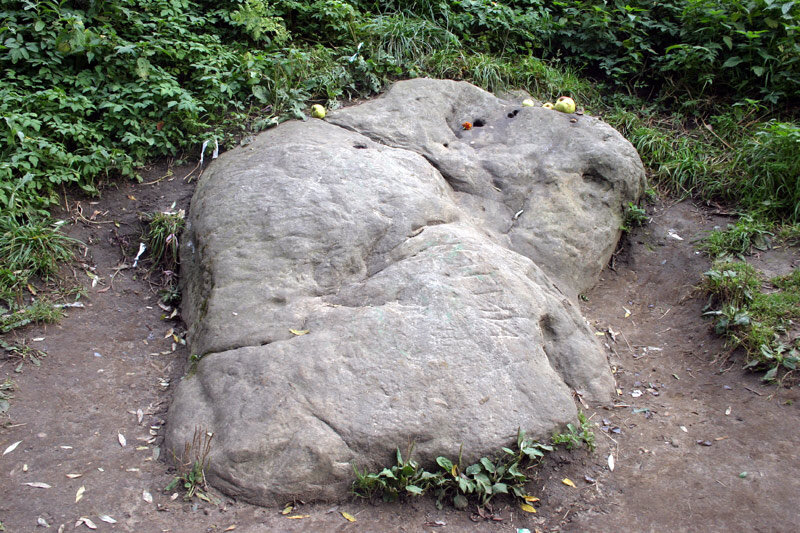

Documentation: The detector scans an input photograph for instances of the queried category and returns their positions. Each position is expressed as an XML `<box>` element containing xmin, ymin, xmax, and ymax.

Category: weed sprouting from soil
<box><xmin>166</xmin><ymin>427</ymin><xmax>214</xmax><ymax>502</ymax></box>
<box><xmin>142</xmin><ymin>210</ymin><xmax>186</xmax><ymax>272</ymax></box>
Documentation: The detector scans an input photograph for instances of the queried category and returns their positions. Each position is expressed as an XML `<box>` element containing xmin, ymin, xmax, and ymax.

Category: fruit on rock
<box><xmin>542</xmin><ymin>102</ymin><xmax>555</xmax><ymax>110</ymax></box>
<box><xmin>554</xmin><ymin>96</ymin><xmax>576</xmax><ymax>114</ymax></box>
<box><xmin>522</xmin><ymin>98</ymin><xmax>535</xmax><ymax>107</ymax></box>
<box><xmin>310</xmin><ymin>104</ymin><xmax>326</xmax><ymax>119</ymax></box>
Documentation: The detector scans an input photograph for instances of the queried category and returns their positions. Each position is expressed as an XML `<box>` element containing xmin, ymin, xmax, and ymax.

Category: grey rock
<box><xmin>167</xmin><ymin>79</ymin><xmax>643</xmax><ymax>505</ymax></box>
<box><xmin>329</xmin><ymin>78</ymin><xmax>645</xmax><ymax>295</ymax></box>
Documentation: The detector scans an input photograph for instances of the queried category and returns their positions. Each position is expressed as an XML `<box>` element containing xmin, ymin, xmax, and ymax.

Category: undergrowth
<box><xmin>352</xmin><ymin>415</ymin><xmax>595</xmax><ymax>510</ymax></box>
<box><xmin>703</xmin><ymin>259</ymin><xmax>800</xmax><ymax>382</ymax></box>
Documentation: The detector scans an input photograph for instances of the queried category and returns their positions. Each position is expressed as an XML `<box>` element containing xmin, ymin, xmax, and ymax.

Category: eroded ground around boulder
<box><xmin>166</xmin><ymin>79</ymin><xmax>645</xmax><ymax>504</ymax></box>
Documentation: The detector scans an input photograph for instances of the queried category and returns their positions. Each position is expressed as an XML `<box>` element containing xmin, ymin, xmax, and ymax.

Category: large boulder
<box><xmin>166</xmin><ymin>79</ymin><xmax>644</xmax><ymax>505</ymax></box>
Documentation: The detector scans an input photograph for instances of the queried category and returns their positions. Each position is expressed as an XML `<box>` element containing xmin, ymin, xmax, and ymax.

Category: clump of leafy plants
<box><xmin>0</xmin><ymin>379</ymin><xmax>15</xmax><ymax>414</ymax></box>
<box><xmin>703</xmin><ymin>260</ymin><xmax>800</xmax><ymax>382</ymax></box>
<box><xmin>352</xmin><ymin>420</ymin><xmax>595</xmax><ymax>510</ymax></box>
<box><xmin>552</xmin><ymin>411</ymin><xmax>596</xmax><ymax>451</ymax></box>
<box><xmin>166</xmin><ymin>427</ymin><xmax>214</xmax><ymax>502</ymax></box>
<box><xmin>621</xmin><ymin>202</ymin><xmax>648</xmax><ymax>233</ymax></box>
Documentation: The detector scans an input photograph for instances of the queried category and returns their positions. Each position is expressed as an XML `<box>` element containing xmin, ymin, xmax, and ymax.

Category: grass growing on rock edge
<box><xmin>352</xmin><ymin>414</ymin><xmax>595</xmax><ymax>511</ymax></box>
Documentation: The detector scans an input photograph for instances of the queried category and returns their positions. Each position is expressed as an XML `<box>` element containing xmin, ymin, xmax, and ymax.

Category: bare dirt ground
<box><xmin>1</xmin><ymin>163</ymin><xmax>799</xmax><ymax>532</ymax></box>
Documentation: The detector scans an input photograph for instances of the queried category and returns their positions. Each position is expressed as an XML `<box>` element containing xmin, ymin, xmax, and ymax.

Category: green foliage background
<box><xmin>1</xmin><ymin>0</ymin><xmax>798</xmax><ymax>220</ymax></box>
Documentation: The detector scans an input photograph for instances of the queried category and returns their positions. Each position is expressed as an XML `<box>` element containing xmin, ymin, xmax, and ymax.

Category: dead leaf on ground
<box><xmin>142</xmin><ymin>490</ymin><xmax>153</xmax><ymax>503</ymax></box>
<box><xmin>289</xmin><ymin>329</ymin><xmax>309</xmax><ymax>336</ymax></box>
<box><xmin>76</xmin><ymin>485</ymin><xmax>86</xmax><ymax>502</ymax></box>
<box><xmin>286</xmin><ymin>515</ymin><xmax>310</xmax><ymax>519</ymax></box>
<box><xmin>3</xmin><ymin>440</ymin><xmax>21</xmax><ymax>455</ymax></box>
<box><xmin>520</xmin><ymin>503</ymin><xmax>537</xmax><ymax>513</ymax></box>
<box><xmin>23</xmin><ymin>482</ymin><xmax>51</xmax><ymax>489</ymax></box>
<box><xmin>608</xmin><ymin>454</ymin><xmax>615</xmax><ymax>471</ymax></box>
<box><xmin>118</xmin><ymin>433</ymin><xmax>127</xmax><ymax>447</ymax></box>
<box><xmin>341</xmin><ymin>511</ymin><xmax>356</xmax><ymax>522</ymax></box>
<box><xmin>99</xmin><ymin>515</ymin><xmax>117</xmax><ymax>524</ymax></box>
<box><xmin>224</xmin><ymin>525</ymin><xmax>237</xmax><ymax>531</ymax></box>
<box><xmin>66</xmin><ymin>473</ymin><xmax>82</xmax><ymax>479</ymax></box>
<box><xmin>562</xmin><ymin>478</ymin><xmax>576</xmax><ymax>488</ymax></box>
<box><xmin>281</xmin><ymin>504</ymin><xmax>294</xmax><ymax>515</ymax></box>
<box><xmin>75</xmin><ymin>517</ymin><xmax>97</xmax><ymax>529</ymax></box>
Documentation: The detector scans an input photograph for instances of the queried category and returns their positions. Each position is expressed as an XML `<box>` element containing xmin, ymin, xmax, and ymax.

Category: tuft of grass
<box><xmin>700</xmin><ymin>215</ymin><xmax>773</xmax><ymax>259</ymax></box>
<box><xmin>703</xmin><ymin>260</ymin><xmax>800</xmax><ymax>381</ymax></box>
<box><xmin>142</xmin><ymin>209</ymin><xmax>186</xmax><ymax>272</ymax></box>
<box><xmin>166</xmin><ymin>427</ymin><xmax>214</xmax><ymax>502</ymax></box>
<box><xmin>0</xmin><ymin>299</ymin><xmax>65</xmax><ymax>334</ymax></box>
<box><xmin>0</xmin><ymin>216</ymin><xmax>79</xmax><ymax>280</ymax></box>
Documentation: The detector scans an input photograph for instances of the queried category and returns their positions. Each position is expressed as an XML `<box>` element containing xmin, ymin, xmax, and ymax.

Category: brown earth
<box><xmin>1</xmin><ymin>161</ymin><xmax>799</xmax><ymax>533</ymax></box>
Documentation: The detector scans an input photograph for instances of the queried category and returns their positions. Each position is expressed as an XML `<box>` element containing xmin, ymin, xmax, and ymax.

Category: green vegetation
<box><xmin>700</xmin><ymin>215</ymin><xmax>773</xmax><ymax>258</ymax></box>
<box><xmin>621</xmin><ymin>202</ymin><xmax>648</xmax><ymax>233</ymax></box>
<box><xmin>166</xmin><ymin>427</ymin><xmax>214</xmax><ymax>502</ymax></box>
<box><xmin>552</xmin><ymin>411</ymin><xmax>596</xmax><ymax>451</ymax></box>
<box><xmin>352</xmin><ymin>421</ymin><xmax>594</xmax><ymax>508</ymax></box>
<box><xmin>703</xmin><ymin>260</ymin><xmax>800</xmax><ymax>382</ymax></box>
<box><xmin>143</xmin><ymin>209</ymin><xmax>185</xmax><ymax>272</ymax></box>
<box><xmin>0</xmin><ymin>378</ymin><xmax>15</xmax><ymax>414</ymax></box>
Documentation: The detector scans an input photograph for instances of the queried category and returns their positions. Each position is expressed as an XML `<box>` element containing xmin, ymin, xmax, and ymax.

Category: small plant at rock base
<box><xmin>552</xmin><ymin>412</ymin><xmax>596</xmax><ymax>451</ymax></box>
<box><xmin>142</xmin><ymin>210</ymin><xmax>186</xmax><ymax>272</ymax></box>
<box><xmin>620</xmin><ymin>202</ymin><xmax>648</xmax><ymax>233</ymax></box>
<box><xmin>352</xmin><ymin>444</ymin><xmax>440</xmax><ymax>503</ymax></box>
<box><xmin>166</xmin><ymin>427</ymin><xmax>214</xmax><ymax>501</ymax></box>
<box><xmin>351</xmin><ymin>428</ymin><xmax>554</xmax><ymax>510</ymax></box>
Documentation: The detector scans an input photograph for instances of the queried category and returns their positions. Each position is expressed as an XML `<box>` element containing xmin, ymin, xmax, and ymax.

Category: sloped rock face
<box><xmin>166</xmin><ymin>79</ymin><xmax>645</xmax><ymax>505</ymax></box>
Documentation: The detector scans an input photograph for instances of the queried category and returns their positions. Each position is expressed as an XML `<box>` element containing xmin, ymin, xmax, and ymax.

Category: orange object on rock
<box><xmin>462</xmin><ymin>121</ymin><xmax>472</xmax><ymax>130</ymax></box>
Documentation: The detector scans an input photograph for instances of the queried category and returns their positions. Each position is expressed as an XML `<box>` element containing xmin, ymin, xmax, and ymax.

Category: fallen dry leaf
<box><xmin>608</xmin><ymin>453</ymin><xmax>616</xmax><ymax>471</ymax></box>
<box><xmin>523</xmin><ymin>495</ymin><xmax>540</xmax><ymax>502</ymax></box>
<box><xmin>224</xmin><ymin>526</ymin><xmax>237</xmax><ymax>531</ymax></box>
<box><xmin>341</xmin><ymin>511</ymin><xmax>356</xmax><ymax>522</ymax></box>
<box><xmin>66</xmin><ymin>473</ymin><xmax>83</xmax><ymax>479</ymax></box>
<box><xmin>76</xmin><ymin>485</ymin><xmax>86</xmax><ymax>502</ymax></box>
<box><xmin>520</xmin><ymin>503</ymin><xmax>537</xmax><ymax>513</ymax></box>
<box><xmin>289</xmin><ymin>329</ymin><xmax>309</xmax><ymax>336</ymax></box>
<box><xmin>3</xmin><ymin>440</ymin><xmax>21</xmax><ymax>455</ymax></box>
<box><xmin>142</xmin><ymin>490</ymin><xmax>153</xmax><ymax>503</ymax></box>
<box><xmin>118</xmin><ymin>433</ymin><xmax>127</xmax><ymax>447</ymax></box>
<box><xmin>75</xmin><ymin>517</ymin><xmax>97</xmax><ymax>529</ymax></box>
<box><xmin>23</xmin><ymin>482</ymin><xmax>51</xmax><ymax>489</ymax></box>
<box><xmin>562</xmin><ymin>478</ymin><xmax>576</xmax><ymax>488</ymax></box>
<box><xmin>99</xmin><ymin>515</ymin><xmax>117</xmax><ymax>524</ymax></box>
<box><xmin>281</xmin><ymin>505</ymin><xmax>294</xmax><ymax>515</ymax></box>
<box><xmin>286</xmin><ymin>515</ymin><xmax>310</xmax><ymax>519</ymax></box>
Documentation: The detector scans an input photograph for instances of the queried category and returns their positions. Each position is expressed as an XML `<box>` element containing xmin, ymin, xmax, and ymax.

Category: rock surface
<box><xmin>166</xmin><ymin>79</ymin><xmax>644</xmax><ymax>505</ymax></box>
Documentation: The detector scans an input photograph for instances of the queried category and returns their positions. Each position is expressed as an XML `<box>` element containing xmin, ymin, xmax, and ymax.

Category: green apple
<box><xmin>522</xmin><ymin>98</ymin><xmax>535</xmax><ymax>107</ymax></box>
<box><xmin>310</xmin><ymin>104</ymin><xmax>326</xmax><ymax>119</ymax></box>
<box><xmin>542</xmin><ymin>102</ymin><xmax>555</xmax><ymax>110</ymax></box>
<box><xmin>554</xmin><ymin>96</ymin><xmax>576</xmax><ymax>114</ymax></box>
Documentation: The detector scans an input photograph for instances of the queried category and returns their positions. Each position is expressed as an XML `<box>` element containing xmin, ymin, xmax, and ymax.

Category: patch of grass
<box><xmin>703</xmin><ymin>260</ymin><xmax>800</xmax><ymax>381</ymax></box>
<box><xmin>0</xmin><ymin>299</ymin><xmax>64</xmax><ymax>334</ymax></box>
<box><xmin>166</xmin><ymin>427</ymin><xmax>214</xmax><ymax>502</ymax></box>
<box><xmin>352</xmin><ymin>418</ymin><xmax>595</xmax><ymax>509</ymax></box>
<box><xmin>700</xmin><ymin>215</ymin><xmax>774</xmax><ymax>259</ymax></box>
<box><xmin>0</xmin><ymin>216</ymin><xmax>79</xmax><ymax>280</ymax></box>
<box><xmin>142</xmin><ymin>209</ymin><xmax>186</xmax><ymax>272</ymax></box>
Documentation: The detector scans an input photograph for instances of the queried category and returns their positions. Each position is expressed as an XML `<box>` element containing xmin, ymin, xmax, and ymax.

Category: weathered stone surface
<box><xmin>329</xmin><ymin>78</ymin><xmax>645</xmax><ymax>295</ymax></box>
<box><xmin>166</xmin><ymin>79</ymin><xmax>644</xmax><ymax>506</ymax></box>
